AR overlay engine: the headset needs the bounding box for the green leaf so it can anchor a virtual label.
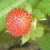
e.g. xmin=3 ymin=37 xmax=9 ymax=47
xmin=33 ymin=25 xmax=44 ymax=38
xmin=33 ymin=9 xmax=46 ymax=20
xmin=30 ymin=21 xmax=44 ymax=41
xmin=21 ymin=32 xmax=30 ymax=45
xmin=18 ymin=2 xmax=26 ymax=9
xmin=18 ymin=2 xmax=32 ymax=14
xmin=25 ymin=3 xmax=32 ymax=14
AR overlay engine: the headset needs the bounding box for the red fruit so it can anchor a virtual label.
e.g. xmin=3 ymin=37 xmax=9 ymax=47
xmin=6 ymin=8 xmax=32 ymax=37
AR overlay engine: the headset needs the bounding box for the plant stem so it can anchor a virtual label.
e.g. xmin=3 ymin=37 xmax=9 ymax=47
xmin=15 ymin=36 xmax=22 ymax=46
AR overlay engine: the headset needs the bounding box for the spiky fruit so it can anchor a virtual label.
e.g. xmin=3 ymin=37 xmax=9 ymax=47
xmin=6 ymin=8 xmax=32 ymax=37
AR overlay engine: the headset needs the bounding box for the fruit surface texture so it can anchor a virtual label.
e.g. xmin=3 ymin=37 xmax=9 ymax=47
xmin=6 ymin=8 xmax=32 ymax=37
